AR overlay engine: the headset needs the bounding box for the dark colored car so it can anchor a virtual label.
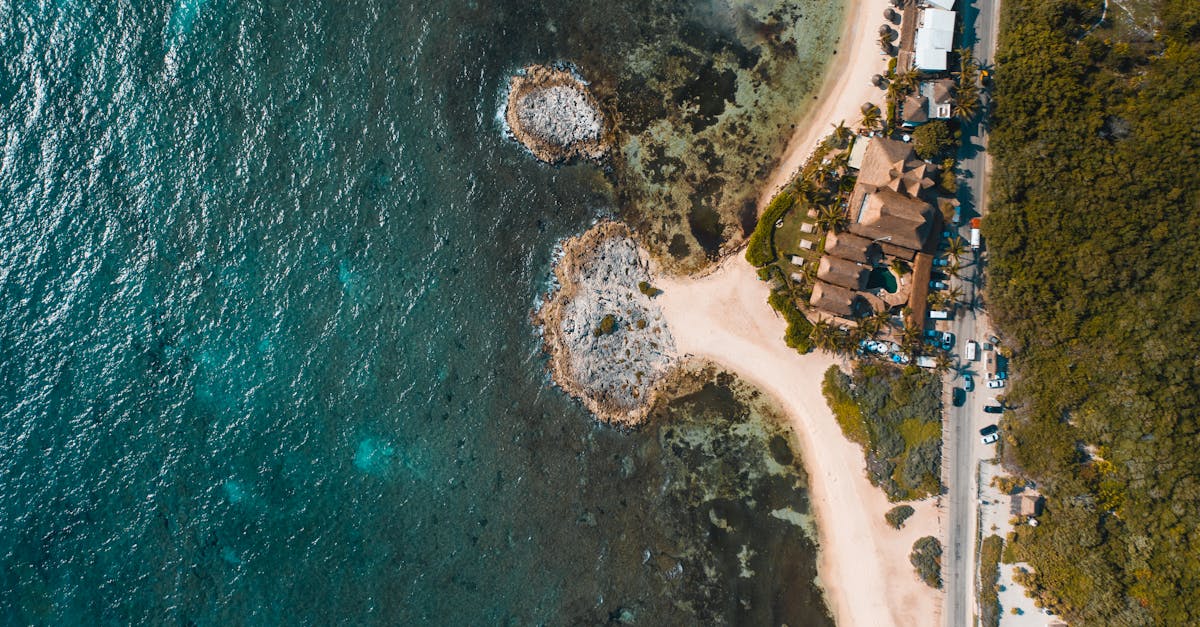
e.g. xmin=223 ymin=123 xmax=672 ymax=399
xmin=952 ymin=388 xmax=966 ymax=407
xmin=980 ymin=424 xmax=999 ymax=444
xmin=983 ymin=405 xmax=1004 ymax=414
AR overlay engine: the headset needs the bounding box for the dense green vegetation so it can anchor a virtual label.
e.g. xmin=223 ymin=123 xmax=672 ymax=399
xmin=637 ymin=281 xmax=660 ymax=297
xmin=979 ymin=535 xmax=1004 ymax=627
xmin=910 ymin=536 xmax=943 ymax=589
xmin=822 ymin=364 xmax=942 ymax=500
xmin=767 ymin=290 xmax=813 ymax=353
xmin=986 ymin=0 xmax=1200 ymax=623
xmin=910 ymin=120 xmax=954 ymax=160
xmin=822 ymin=366 xmax=868 ymax=445
xmin=745 ymin=191 xmax=794 ymax=267
xmin=885 ymin=504 xmax=915 ymax=529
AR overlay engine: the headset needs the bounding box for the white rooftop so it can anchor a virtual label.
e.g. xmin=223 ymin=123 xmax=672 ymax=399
xmin=915 ymin=9 xmax=956 ymax=71
xmin=926 ymin=0 xmax=955 ymax=10
xmin=847 ymin=136 xmax=869 ymax=170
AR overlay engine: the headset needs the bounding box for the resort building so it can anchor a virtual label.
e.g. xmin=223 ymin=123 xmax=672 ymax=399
xmin=914 ymin=8 xmax=957 ymax=71
xmin=901 ymin=79 xmax=955 ymax=127
xmin=817 ymin=256 xmax=871 ymax=291
xmin=808 ymin=137 xmax=942 ymax=327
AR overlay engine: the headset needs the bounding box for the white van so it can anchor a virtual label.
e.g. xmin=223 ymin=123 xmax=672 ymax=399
xmin=965 ymin=341 xmax=979 ymax=361
xmin=930 ymin=310 xmax=952 ymax=320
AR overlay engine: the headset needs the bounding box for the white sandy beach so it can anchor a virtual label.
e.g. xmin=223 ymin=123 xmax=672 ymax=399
xmin=655 ymin=258 xmax=941 ymax=627
xmin=759 ymin=0 xmax=895 ymax=209
xmin=662 ymin=1 xmax=943 ymax=624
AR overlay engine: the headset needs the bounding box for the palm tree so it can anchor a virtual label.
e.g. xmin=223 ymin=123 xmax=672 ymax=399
xmin=831 ymin=120 xmax=853 ymax=145
xmin=830 ymin=150 xmax=851 ymax=173
xmin=946 ymin=285 xmax=965 ymax=305
xmin=947 ymin=236 xmax=968 ymax=261
xmin=859 ymin=105 xmax=882 ymax=132
xmin=901 ymin=323 xmax=923 ymax=352
xmin=859 ymin=314 xmax=881 ymax=338
xmin=935 ymin=353 xmax=954 ymax=374
xmin=956 ymin=92 xmax=981 ymax=120
xmin=955 ymin=47 xmax=975 ymax=72
xmin=811 ymin=320 xmax=838 ymax=352
xmin=945 ymin=260 xmax=962 ymax=278
xmin=817 ymin=204 xmax=848 ymax=233
xmin=872 ymin=309 xmax=893 ymax=332
xmin=896 ymin=67 xmax=920 ymax=91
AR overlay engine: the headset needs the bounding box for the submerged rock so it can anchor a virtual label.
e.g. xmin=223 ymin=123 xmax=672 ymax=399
xmin=505 ymin=64 xmax=611 ymax=163
xmin=535 ymin=221 xmax=679 ymax=426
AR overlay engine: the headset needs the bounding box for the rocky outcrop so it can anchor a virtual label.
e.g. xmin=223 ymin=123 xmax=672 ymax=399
xmin=505 ymin=64 xmax=611 ymax=163
xmin=536 ymin=222 xmax=679 ymax=426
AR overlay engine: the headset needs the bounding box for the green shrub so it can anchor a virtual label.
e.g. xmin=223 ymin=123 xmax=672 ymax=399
xmin=822 ymin=366 xmax=868 ymax=445
xmin=637 ymin=281 xmax=660 ymax=297
xmin=636 ymin=319 xmax=647 ymax=330
xmin=911 ymin=120 xmax=954 ymax=160
xmin=594 ymin=314 xmax=616 ymax=336
xmin=980 ymin=535 xmax=1004 ymax=627
xmin=910 ymin=536 xmax=943 ymax=589
xmin=745 ymin=191 xmax=794 ymax=267
xmin=766 ymin=289 xmax=813 ymax=353
xmin=885 ymin=505 xmax=916 ymax=529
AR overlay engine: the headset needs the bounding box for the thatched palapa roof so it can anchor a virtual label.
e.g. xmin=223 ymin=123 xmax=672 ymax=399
xmin=817 ymin=255 xmax=871 ymax=291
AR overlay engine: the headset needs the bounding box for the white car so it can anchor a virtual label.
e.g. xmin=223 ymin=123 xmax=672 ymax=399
xmin=980 ymin=425 xmax=999 ymax=444
xmin=987 ymin=379 xmax=1006 ymax=389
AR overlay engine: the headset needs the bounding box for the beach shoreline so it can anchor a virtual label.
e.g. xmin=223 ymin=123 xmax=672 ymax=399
xmin=654 ymin=257 xmax=941 ymax=627
xmin=758 ymin=0 xmax=892 ymax=211
xmin=663 ymin=0 xmax=944 ymax=623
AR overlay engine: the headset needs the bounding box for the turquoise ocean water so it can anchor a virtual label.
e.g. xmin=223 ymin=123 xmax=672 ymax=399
xmin=0 ymin=1 xmax=837 ymax=623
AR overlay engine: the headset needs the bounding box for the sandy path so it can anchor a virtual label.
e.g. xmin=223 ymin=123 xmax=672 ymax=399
xmin=655 ymin=257 xmax=941 ymax=627
xmin=658 ymin=4 xmax=943 ymax=624
xmin=758 ymin=0 xmax=893 ymax=210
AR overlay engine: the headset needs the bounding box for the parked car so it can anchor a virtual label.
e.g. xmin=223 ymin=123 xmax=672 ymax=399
xmin=983 ymin=405 xmax=1004 ymax=414
xmin=952 ymin=388 xmax=966 ymax=407
xmin=930 ymin=280 xmax=947 ymax=290
xmin=963 ymin=373 xmax=974 ymax=391
xmin=940 ymin=332 xmax=954 ymax=350
xmin=965 ymin=341 xmax=979 ymax=361
xmin=989 ymin=335 xmax=999 ymax=344
xmin=980 ymin=424 xmax=999 ymax=444
xmin=924 ymin=329 xmax=939 ymax=339
xmin=932 ymin=257 xmax=950 ymax=267
xmin=987 ymin=379 xmax=1006 ymax=389
xmin=930 ymin=310 xmax=952 ymax=320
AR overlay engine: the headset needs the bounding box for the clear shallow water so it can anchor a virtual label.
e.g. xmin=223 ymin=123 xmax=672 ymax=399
xmin=0 ymin=1 xmax=834 ymax=623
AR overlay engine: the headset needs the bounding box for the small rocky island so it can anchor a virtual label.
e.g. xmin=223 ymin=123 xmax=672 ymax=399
xmin=505 ymin=64 xmax=611 ymax=163
xmin=536 ymin=222 xmax=679 ymax=426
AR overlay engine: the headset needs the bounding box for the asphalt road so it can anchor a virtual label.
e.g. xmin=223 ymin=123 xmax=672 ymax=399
xmin=943 ymin=0 xmax=1002 ymax=626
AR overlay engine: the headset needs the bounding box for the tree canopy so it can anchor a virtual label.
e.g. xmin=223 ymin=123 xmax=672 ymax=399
xmin=987 ymin=0 xmax=1200 ymax=623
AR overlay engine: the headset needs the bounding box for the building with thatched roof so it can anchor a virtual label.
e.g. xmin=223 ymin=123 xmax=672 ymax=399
xmin=825 ymin=231 xmax=881 ymax=264
xmin=852 ymin=190 xmax=941 ymax=256
xmin=920 ymin=79 xmax=955 ymax=119
xmin=809 ymin=282 xmax=861 ymax=318
xmin=902 ymin=92 xmax=929 ymax=126
xmin=845 ymin=137 xmax=941 ymax=259
xmin=1011 ymin=492 xmax=1044 ymax=518
xmin=907 ymin=253 xmax=933 ymax=329
xmin=817 ymin=256 xmax=871 ymax=291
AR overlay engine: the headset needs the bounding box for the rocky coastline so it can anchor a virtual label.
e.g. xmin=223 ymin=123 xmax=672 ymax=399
xmin=535 ymin=221 xmax=680 ymax=427
xmin=505 ymin=64 xmax=611 ymax=163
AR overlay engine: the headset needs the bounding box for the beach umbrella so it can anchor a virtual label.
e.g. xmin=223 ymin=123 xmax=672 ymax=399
xmin=872 ymin=74 xmax=886 ymax=88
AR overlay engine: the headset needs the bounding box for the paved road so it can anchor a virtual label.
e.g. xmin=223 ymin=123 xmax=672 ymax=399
xmin=943 ymin=0 xmax=1003 ymax=626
